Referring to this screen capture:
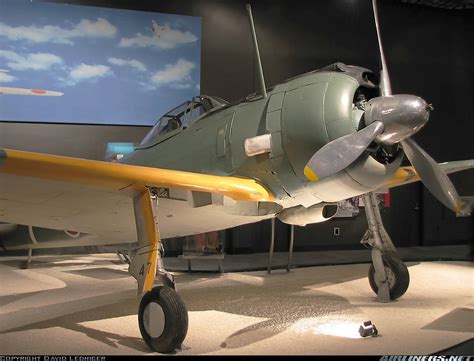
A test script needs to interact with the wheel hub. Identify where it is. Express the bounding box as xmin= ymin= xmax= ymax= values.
xmin=143 ymin=301 xmax=166 ymax=338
